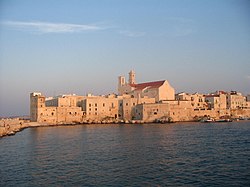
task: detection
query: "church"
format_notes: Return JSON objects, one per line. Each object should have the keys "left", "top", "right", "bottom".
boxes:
{"left": 118, "top": 70, "right": 175, "bottom": 102}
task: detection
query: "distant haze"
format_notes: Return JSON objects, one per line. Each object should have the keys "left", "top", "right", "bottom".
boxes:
{"left": 0, "top": 0, "right": 250, "bottom": 117}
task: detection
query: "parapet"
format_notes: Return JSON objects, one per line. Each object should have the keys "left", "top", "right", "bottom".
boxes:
{"left": 30, "top": 92, "right": 42, "bottom": 97}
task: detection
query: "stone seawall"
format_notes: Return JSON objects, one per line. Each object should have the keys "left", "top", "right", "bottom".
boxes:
{"left": 0, "top": 119, "right": 42, "bottom": 137}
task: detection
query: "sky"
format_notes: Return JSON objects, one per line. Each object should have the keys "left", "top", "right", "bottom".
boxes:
{"left": 0, "top": 0, "right": 249, "bottom": 117}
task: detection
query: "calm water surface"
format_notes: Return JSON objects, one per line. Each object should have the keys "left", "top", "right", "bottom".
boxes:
{"left": 0, "top": 122, "right": 250, "bottom": 186}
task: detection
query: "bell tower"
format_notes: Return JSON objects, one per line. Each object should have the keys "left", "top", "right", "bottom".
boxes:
{"left": 118, "top": 76, "right": 126, "bottom": 95}
{"left": 129, "top": 70, "right": 136, "bottom": 84}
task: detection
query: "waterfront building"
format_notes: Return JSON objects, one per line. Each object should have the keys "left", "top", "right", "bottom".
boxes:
{"left": 176, "top": 92, "right": 207, "bottom": 110}
{"left": 30, "top": 93, "right": 83, "bottom": 124}
{"left": 226, "top": 91, "right": 246, "bottom": 109}
{"left": 118, "top": 70, "right": 175, "bottom": 101}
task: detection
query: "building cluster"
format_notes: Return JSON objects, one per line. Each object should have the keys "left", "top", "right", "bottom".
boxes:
{"left": 30, "top": 71, "right": 250, "bottom": 124}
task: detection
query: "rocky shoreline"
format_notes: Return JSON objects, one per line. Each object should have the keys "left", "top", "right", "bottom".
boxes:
{"left": 0, "top": 118, "right": 173, "bottom": 138}
{"left": 0, "top": 121, "right": 40, "bottom": 138}
{"left": 1, "top": 117, "right": 248, "bottom": 138}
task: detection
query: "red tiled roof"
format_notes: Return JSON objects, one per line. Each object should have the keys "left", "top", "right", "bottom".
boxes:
{"left": 218, "top": 90, "right": 227, "bottom": 94}
{"left": 130, "top": 80, "right": 165, "bottom": 90}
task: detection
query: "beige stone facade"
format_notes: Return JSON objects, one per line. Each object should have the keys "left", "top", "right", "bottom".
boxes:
{"left": 176, "top": 92, "right": 207, "bottom": 109}
{"left": 30, "top": 93, "right": 83, "bottom": 124}
{"left": 118, "top": 71, "right": 175, "bottom": 101}
{"left": 226, "top": 91, "right": 247, "bottom": 109}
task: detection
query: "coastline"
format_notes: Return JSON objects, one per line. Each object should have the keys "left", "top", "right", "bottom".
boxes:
{"left": 1, "top": 118, "right": 249, "bottom": 138}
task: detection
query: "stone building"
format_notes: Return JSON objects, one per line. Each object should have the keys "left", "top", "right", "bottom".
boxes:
{"left": 135, "top": 100, "right": 193, "bottom": 122}
{"left": 226, "top": 91, "right": 246, "bottom": 109}
{"left": 30, "top": 93, "right": 83, "bottom": 124}
{"left": 118, "top": 70, "right": 175, "bottom": 101}
{"left": 176, "top": 92, "right": 207, "bottom": 109}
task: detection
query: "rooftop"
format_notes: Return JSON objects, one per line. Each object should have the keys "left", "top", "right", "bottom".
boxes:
{"left": 129, "top": 80, "right": 165, "bottom": 90}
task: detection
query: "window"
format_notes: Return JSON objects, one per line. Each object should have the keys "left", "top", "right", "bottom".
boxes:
{"left": 89, "top": 108, "right": 91, "bottom": 111}
{"left": 95, "top": 108, "right": 97, "bottom": 111}
{"left": 126, "top": 103, "right": 128, "bottom": 106}
{"left": 51, "top": 112, "right": 54, "bottom": 116}
{"left": 120, "top": 103, "right": 122, "bottom": 107}
{"left": 89, "top": 104, "right": 91, "bottom": 107}
{"left": 133, "top": 103, "right": 135, "bottom": 106}
{"left": 103, "top": 103, "right": 105, "bottom": 107}
{"left": 95, "top": 103, "right": 97, "bottom": 107}
{"left": 112, "top": 103, "right": 114, "bottom": 108}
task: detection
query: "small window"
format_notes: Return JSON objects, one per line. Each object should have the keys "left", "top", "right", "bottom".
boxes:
{"left": 89, "top": 104, "right": 91, "bottom": 107}
{"left": 133, "top": 103, "right": 135, "bottom": 106}
{"left": 126, "top": 103, "right": 128, "bottom": 106}
{"left": 95, "top": 103, "right": 97, "bottom": 107}
{"left": 154, "top": 112, "right": 157, "bottom": 115}
{"left": 51, "top": 112, "right": 54, "bottom": 116}
{"left": 95, "top": 108, "right": 97, "bottom": 111}
{"left": 103, "top": 103, "right": 105, "bottom": 107}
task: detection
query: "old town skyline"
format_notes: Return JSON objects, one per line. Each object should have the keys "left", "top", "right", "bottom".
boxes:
{"left": 0, "top": 0, "right": 249, "bottom": 116}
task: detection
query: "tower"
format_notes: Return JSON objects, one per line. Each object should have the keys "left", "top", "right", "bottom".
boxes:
{"left": 118, "top": 76, "right": 126, "bottom": 95}
{"left": 129, "top": 70, "right": 136, "bottom": 84}
{"left": 30, "top": 92, "right": 45, "bottom": 122}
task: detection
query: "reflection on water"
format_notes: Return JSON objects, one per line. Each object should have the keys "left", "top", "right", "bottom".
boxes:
{"left": 1, "top": 122, "right": 249, "bottom": 186}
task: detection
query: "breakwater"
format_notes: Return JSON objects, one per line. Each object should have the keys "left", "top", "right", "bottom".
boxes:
{"left": 0, "top": 119, "right": 40, "bottom": 137}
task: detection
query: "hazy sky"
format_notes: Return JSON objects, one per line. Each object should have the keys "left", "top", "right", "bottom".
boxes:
{"left": 0, "top": 0, "right": 249, "bottom": 117}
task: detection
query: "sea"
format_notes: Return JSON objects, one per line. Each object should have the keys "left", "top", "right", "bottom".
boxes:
{"left": 0, "top": 121, "right": 249, "bottom": 186}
